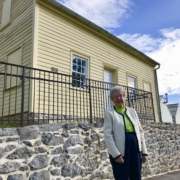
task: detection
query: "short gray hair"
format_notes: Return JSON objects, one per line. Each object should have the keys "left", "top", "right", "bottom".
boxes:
{"left": 109, "top": 86, "right": 126, "bottom": 101}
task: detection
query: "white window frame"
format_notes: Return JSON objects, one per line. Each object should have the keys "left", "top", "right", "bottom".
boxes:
{"left": 71, "top": 54, "right": 89, "bottom": 90}
{"left": 127, "top": 75, "right": 137, "bottom": 102}
{"left": 1, "top": 0, "right": 12, "bottom": 29}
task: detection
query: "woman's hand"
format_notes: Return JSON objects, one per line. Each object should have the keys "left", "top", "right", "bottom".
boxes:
{"left": 142, "top": 156, "right": 148, "bottom": 163}
{"left": 115, "top": 156, "right": 124, "bottom": 163}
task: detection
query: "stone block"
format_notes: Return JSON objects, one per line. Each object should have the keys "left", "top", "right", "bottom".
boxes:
{"left": 85, "top": 149, "right": 95, "bottom": 158}
{"left": 18, "top": 125, "right": 39, "bottom": 140}
{"left": 66, "top": 147, "right": 83, "bottom": 154}
{"left": 51, "top": 147, "right": 63, "bottom": 155}
{"left": 7, "top": 174, "right": 26, "bottom": 180}
{"left": 0, "top": 128, "right": 16, "bottom": 136}
{"left": 91, "top": 134, "right": 100, "bottom": 142}
{"left": 64, "top": 124, "right": 78, "bottom": 130}
{"left": 50, "top": 155, "right": 68, "bottom": 167}
{"left": 29, "top": 170, "right": 50, "bottom": 180}
{"left": 6, "top": 138, "right": 19, "bottom": 142}
{"left": 100, "top": 152, "right": 107, "bottom": 160}
{"left": 4, "top": 145, "right": 16, "bottom": 152}
{"left": 0, "top": 148, "right": 4, "bottom": 159}
{"left": 41, "top": 133, "right": 64, "bottom": 146}
{"left": 0, "top": 162, "right": 20, "bottom": 173}
{"left": 94, "top": 119, "right": 104, "bottom": 128}
{"left": 39, "top": 124, "right": 63, "bottom": 131}
{"left": 61, "top": 164, "right": 82, "bottom": 178}
{"left": 7, "top": 147, "right": 33, "bottom": 159}
{"left": 50, "top": 169, "right": 61, "bottom": 176}
{"left": 34, "top": 147, "right": 48, "bottom": 154}
{"left": 78, "top": 124, "right": 92, "bottom": 131}
{"left": 29, "top": 155, "right": 49, "bottom": 170}
{"left": 64, "top": 135, "right": 84, "bottom": 149}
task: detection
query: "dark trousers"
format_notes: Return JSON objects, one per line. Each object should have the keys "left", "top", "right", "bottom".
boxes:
{"left": 109, "top": 133, "right": 142, "bottom": 180}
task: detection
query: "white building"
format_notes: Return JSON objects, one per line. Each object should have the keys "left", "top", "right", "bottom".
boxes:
{"left": 159, "top": 96, "right": 173, "bottom": 123}
{"left": 167, "top": 104, "right": 180, "bottom": 124}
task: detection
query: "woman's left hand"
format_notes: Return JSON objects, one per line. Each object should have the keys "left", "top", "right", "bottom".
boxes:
{"left": 142, "top": 156, "right": 148, "bottom": 163}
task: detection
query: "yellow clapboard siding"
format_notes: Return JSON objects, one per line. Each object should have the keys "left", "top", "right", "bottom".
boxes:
{"left": 11, "top": 0, "right": 33, "bottom": 22}
{"left": 0, "top": 1, "right": 3, "bottom": 27}
{"left": 0, "top": 1, "right": 34, "bottom": 118}
{"left": 38, "top": 9, "right": 128, "bottom": 57}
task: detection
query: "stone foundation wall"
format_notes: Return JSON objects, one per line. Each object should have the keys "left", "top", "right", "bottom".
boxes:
{"left": 0, "top": 121, "right": 180, "bottom": 180}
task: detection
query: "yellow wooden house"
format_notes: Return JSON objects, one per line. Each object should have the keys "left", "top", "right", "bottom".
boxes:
{"left": 0, "top": 0, "right": 161, "bottom": 125}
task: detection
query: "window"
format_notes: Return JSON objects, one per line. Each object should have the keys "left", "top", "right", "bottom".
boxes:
{"left": 128, "top": 76, "right": 136, "bottom": 88}
{"left": 6, "top": 48, "right": 22, "bottom": 89}
{"left": 1, "top": 0, "right": 12, "bottom": 28}
{"left": 72, "top": 55, "right": 88, "bottom": 89}
{"left": 128, "top": 76, "right": 137, "bottom": 102}
{"left": 104, "top": 69, "right": 114, "bottom": 109}
{"left": 143, "top": 82, "right": 151, "bottom": 92}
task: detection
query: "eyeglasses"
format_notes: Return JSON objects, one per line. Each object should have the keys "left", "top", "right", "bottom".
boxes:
{"left": 113, "top": 94, "right": 125, "bottom": 99}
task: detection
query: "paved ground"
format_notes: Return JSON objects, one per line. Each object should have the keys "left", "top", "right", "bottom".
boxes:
{"left": 144, "top": 171, "right": 180, "bottom": 180}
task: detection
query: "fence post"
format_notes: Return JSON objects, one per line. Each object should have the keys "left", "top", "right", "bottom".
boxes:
{"left": 151, "top": 93, "right": 155, "bottom": 122}
{"left": 20, "top": 66, "right": 26, "bottom": 127}
{"left": 127, "top": 86, "right": 130, "bottom": 107}
{"left": 89, "top": 80, "right": 93, "bottom": 123}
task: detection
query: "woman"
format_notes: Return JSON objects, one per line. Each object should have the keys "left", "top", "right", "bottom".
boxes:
{"left": 103, "top": 86, "right": 148, "bottom": 180}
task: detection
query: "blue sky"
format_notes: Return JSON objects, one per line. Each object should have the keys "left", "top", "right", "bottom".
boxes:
{"left": 56, "top": 0, "right": 180, "bottom": 104}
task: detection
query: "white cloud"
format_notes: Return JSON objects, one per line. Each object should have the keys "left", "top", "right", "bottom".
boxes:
{"left": 56, "top": 0, "right": 133, "bottom": 28}
{"left": 118, "top": 28, "right": 180, "bottom": 95}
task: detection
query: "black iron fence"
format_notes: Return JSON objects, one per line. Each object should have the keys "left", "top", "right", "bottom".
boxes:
{"left": 0, "top": 62, "right": 155, "bottom": 126}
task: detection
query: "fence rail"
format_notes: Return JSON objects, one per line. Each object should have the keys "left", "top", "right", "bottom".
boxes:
{"left": 0, "top": 62, "right": 155, "bottom": 126}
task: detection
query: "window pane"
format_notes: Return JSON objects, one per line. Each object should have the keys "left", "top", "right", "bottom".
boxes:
{"left": 72, "top": 72, "right": 76, "bottom": 77}
{"left": 82, "top": 60, "right": 86, "bottom": 67}
{"left": 128, "top": 76, "right": 136, "bottom": 88}
{"left": 77, "top": 66, "right": 81, "bottom": 73}
{"left": 81, "top": 74, "right": 85, "bottom": 79}
{"left": 73, "top": 58, "right": 77, "bottom": 64}
{"left": 73, "top": 64, "right": 77, "bottom": 71}
{"left": 76, "top": 81, "right": 80, "bottom": 87}
{"left": 82, "top": 67, "right": 85, "bottom": 74}
{"left": 72, "top": 80, "right": 77, "bottom": 87}
{"left": 78, "top": 58, "right": 81, "bottom": 65}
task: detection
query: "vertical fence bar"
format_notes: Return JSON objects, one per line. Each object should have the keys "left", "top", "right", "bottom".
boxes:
{"left": 89, "top": 80, "right": 93, "bottom": 123}
{"left": 20, "top": 66, "right": 26, "bottom": 127}
{"left": 61, "top": 75, "right": 63, "bottom": 122}
{"left": 65, "top": 76, "right": 67, "bottom": 121}
{"left": 127, "top": 86, "right": 130, "bottom": 107}
{"left": 48, "top": 72, "right": 50, "bottom": 122}
{"left": 38, "top": 71, "right": 41, "bottom": 124}
{"left": 1, "top": 64, "right": 6, "bottom": 124}
{"left": 151, "top": 93, "right": 155, "bottom": 122}
{"left": 57, "top": 73, "right": 59, "bottom": 122}
{"left": 43, "top": 71, "right": 45, "bottom": 123}
{"left": 8, "top": 66, "right": 13, "bottom": 124}
{"left": 27, "top": 68, "right": 31, "bottom": 124}
{"left": 52, "top": 72, "right": 55, "bottom": 123}
{"left": 33, "top": 69, "right": 36, "bottom": 124}
{"left": 14, "top": 67, "right": 19, "bottom": 124}
{"left": 69, "top": 76, "right": 71, "bottom": 122}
